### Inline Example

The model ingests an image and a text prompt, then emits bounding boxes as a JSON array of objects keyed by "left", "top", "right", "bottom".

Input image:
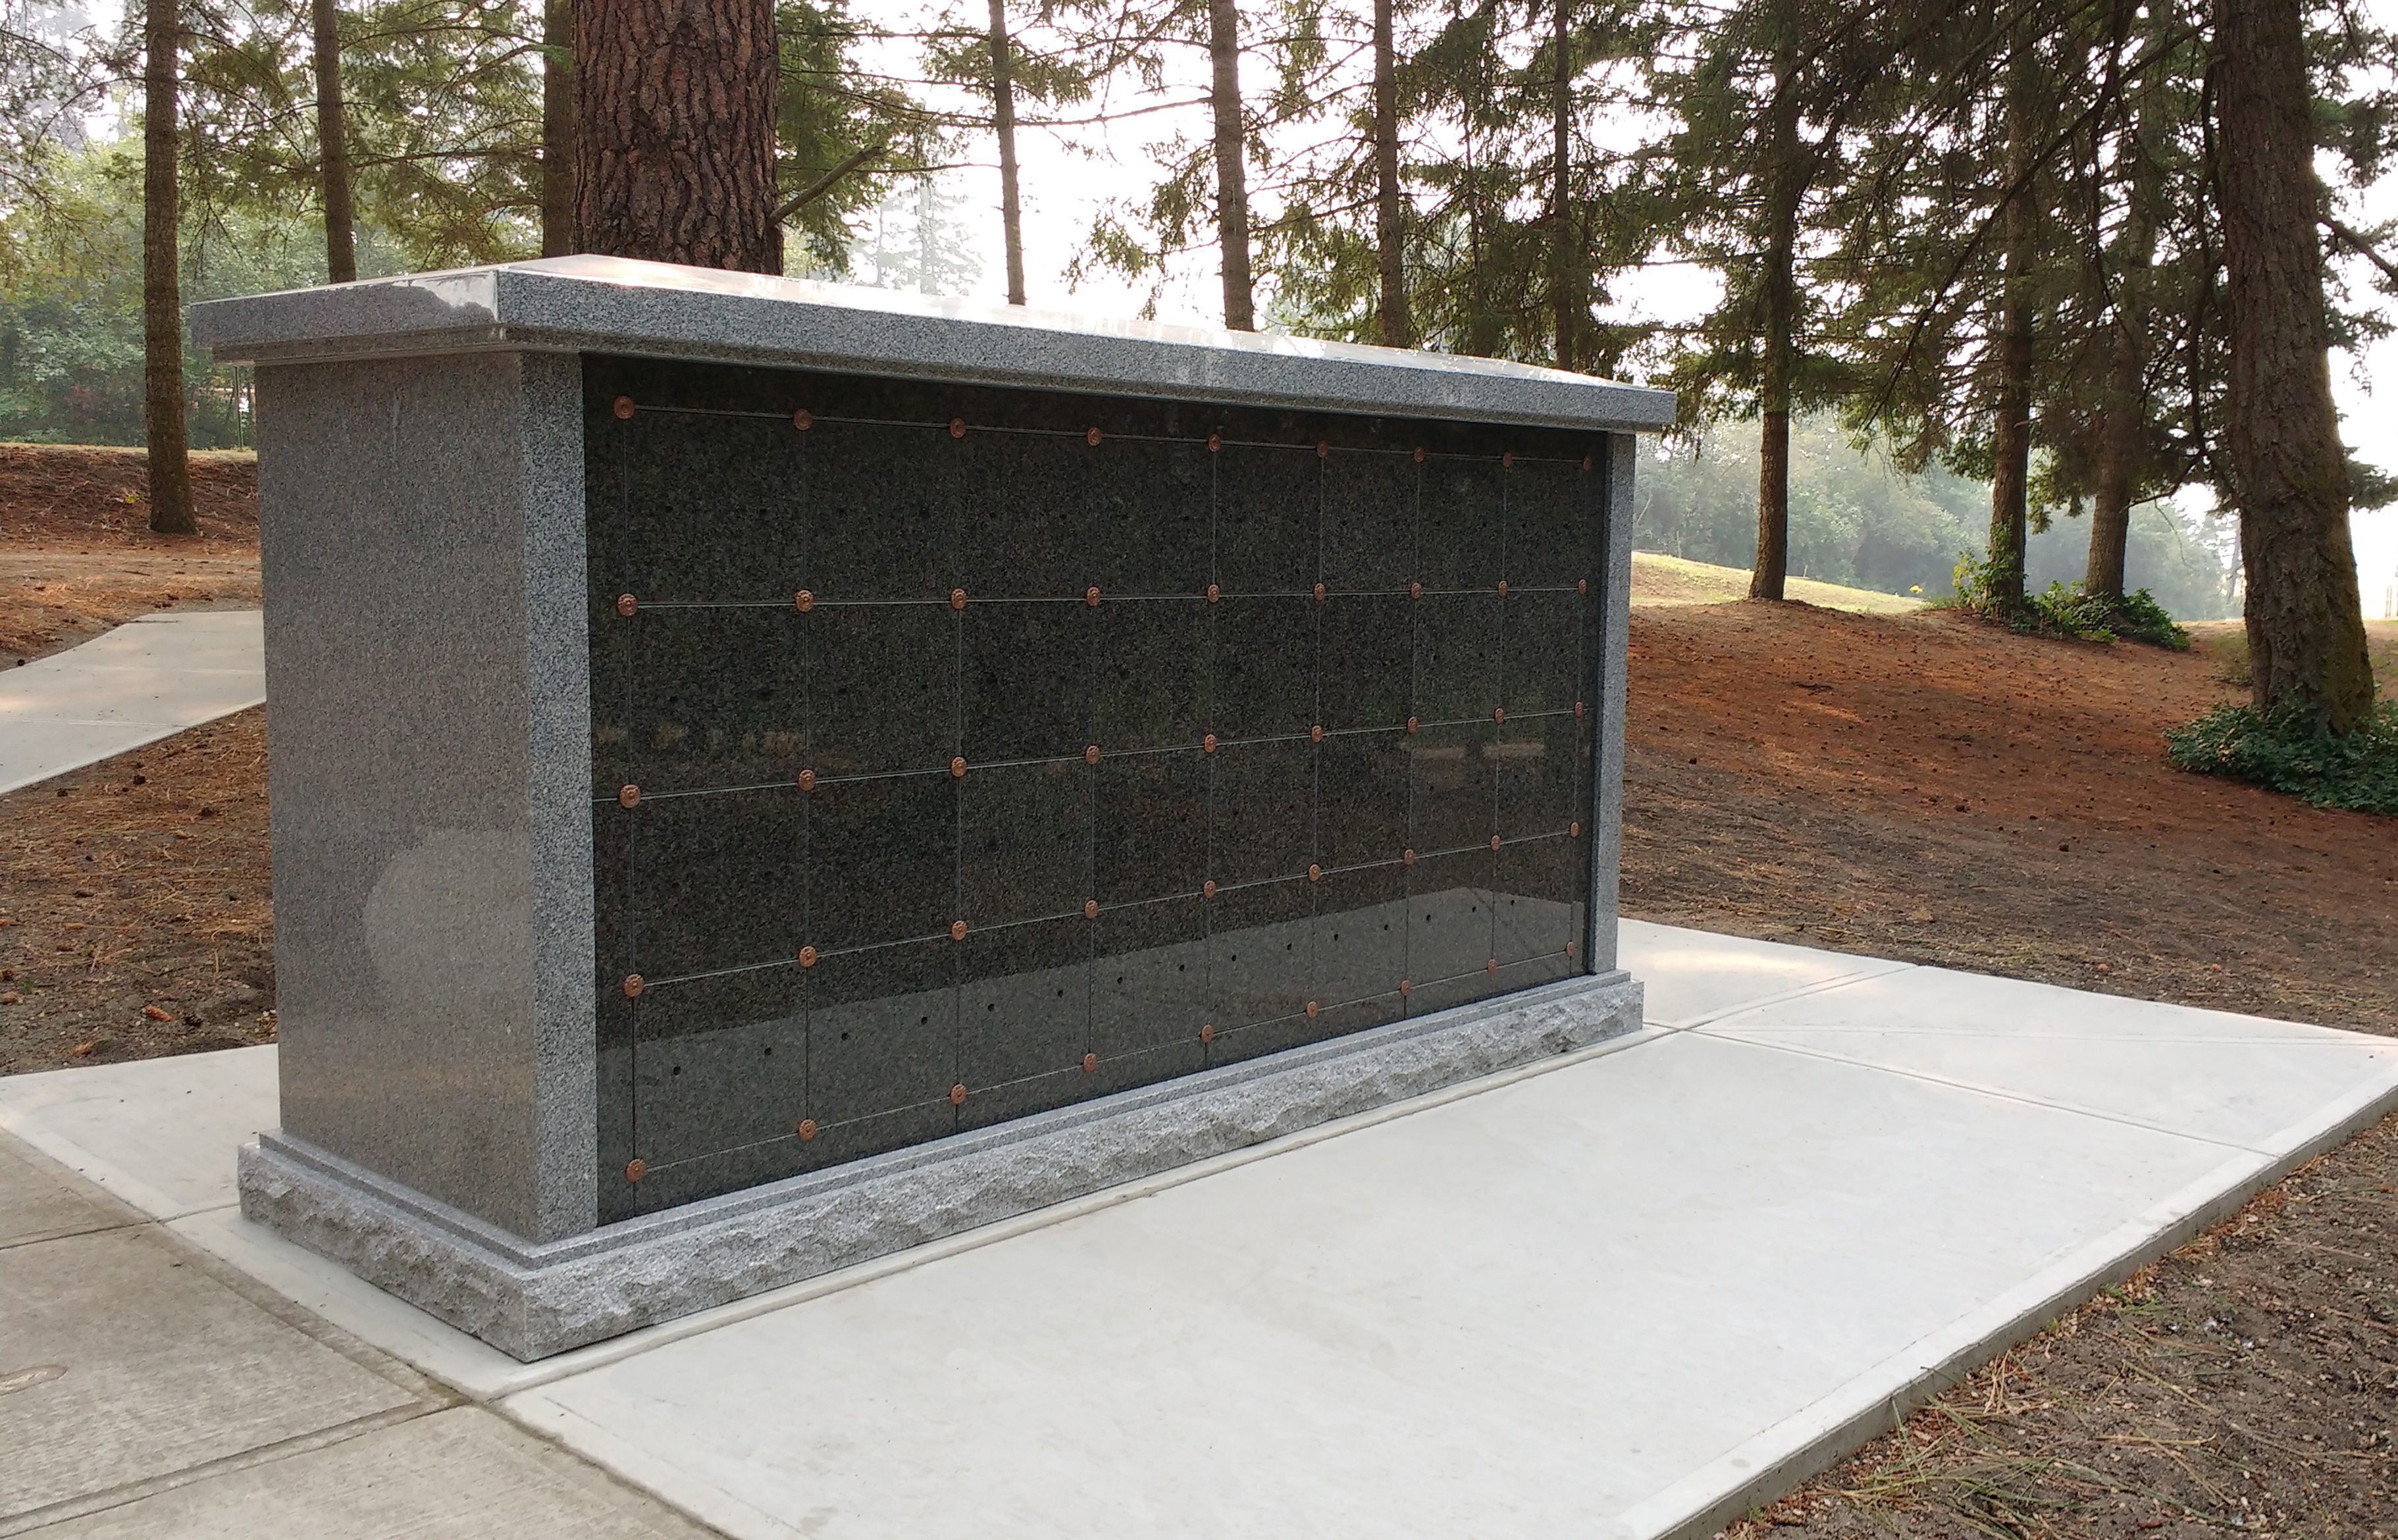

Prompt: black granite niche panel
[{"left": 585, "top": 355, "right": 1610, "bottom": 1221}]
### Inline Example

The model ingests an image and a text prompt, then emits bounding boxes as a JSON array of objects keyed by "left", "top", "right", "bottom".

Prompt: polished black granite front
[{"left": 587, "top": 355, "right": 1606, "bottom": 1219}]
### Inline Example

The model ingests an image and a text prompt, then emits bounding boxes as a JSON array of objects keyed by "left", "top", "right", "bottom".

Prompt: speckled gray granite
[
  {"left": 191, "top": 256, "right": 1677, "bottom": 434},
  {"left": 240, "top": 970, "right": 1642, "bottom": 1361}
]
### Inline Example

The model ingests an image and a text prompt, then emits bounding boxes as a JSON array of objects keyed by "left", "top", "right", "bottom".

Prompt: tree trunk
[
  {"left": 310, "top": 0, "right": 355, "bottom": 282},
  {"left": 2214, "top": 0, "right": 2375, "bottom": 727},
  {"left": 541, "top": 0, "right": 576, "bottom": 256},
  {"left": 143, "top": 0, "right": 194, "bottom": 536},
  {"left": 1371, "top": 0, "right": 1409, "bottom": 347},
  {"left": 1986, "top": 50, "right": 2038, "bottom": 613},
  {"left": 1548, "top": 0, "right": 1575, "bottom": 371},
  {"left": 1750, "top": 44, "right": 1801, "bottom": 603},
  {"left": 2085, "top": 206, "right": 2152, "bottom": 598},
  {"left": 1207, "top": 0, "right": 1255, "bottom": 330},
  {"left": 987, "top": 0, "right": 1026, "bottom": 305},
  {"left": 575, "top": 0, "right": 781, "bottom": 274}
]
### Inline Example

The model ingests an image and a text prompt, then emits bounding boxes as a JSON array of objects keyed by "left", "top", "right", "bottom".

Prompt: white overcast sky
[{"left": 865, "top": 0, "right": 2398, "bottom": 607}]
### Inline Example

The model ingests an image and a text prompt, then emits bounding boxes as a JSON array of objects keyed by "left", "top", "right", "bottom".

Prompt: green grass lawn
[{"left": 1629, "top": 551, "right": 1926, "bottom": 616}]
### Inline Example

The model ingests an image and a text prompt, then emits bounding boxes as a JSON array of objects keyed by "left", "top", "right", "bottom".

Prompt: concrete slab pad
[
  {"left": 24, "top": 1406, "right": 719, "bottom": 1539},
  {"left": 499, "top": 1027, "right": 2328, "bottom": 1540},
  {"left": 0, "top": 611, "right": 264, "bottom": 794},
  {"left": 0, "top": 1225, "right": 422, "bottom": 1526},
  {"left": 1617, "top": 917, "right": 1908, "bottom": 1027},
  {"left": 0, "top": 1131, "right": 131, "bottom": 1250},
  {"left": 0, "top": 1046, "right": 273, "bottom": 1219},
  {"left": 1698, "top": 965, "right": 2398, "bottom": 1151}
]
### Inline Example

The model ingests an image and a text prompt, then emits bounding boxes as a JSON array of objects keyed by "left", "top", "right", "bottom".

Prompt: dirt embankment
[{"left": 0, "top": 443, "right": 262, "bottom": 663}]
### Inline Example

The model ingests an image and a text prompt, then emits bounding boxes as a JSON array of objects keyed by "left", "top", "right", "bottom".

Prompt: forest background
[{"left": 1, "top": 0, "right": 2392, "bottom": 619}]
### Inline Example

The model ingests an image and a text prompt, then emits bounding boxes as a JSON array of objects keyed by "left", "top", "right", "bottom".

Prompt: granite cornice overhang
[{"left": 191, "top": 255, "right": 1679, "bottom": 434}]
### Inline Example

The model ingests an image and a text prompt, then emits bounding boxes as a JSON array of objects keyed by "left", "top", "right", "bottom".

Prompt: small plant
[
  {"left": 2165, "top": 700, "right": 2398, "bottom": 815},
  {"left": 2031, "top": 582, "right": 2191, "bottom": 650}
]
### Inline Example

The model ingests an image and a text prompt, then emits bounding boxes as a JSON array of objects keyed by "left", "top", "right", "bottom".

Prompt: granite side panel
[
  {"left": 239, "top": 973, "right": 1644, "bottom": 1361},
  {"left": 255, "top": 351, "right": 588, "bottom": 1243},
  {"left": 1584, "top": 433, "right": 1633, "bottom": 974}
]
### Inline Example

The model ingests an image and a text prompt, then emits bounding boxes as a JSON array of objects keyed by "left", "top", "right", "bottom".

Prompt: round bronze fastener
[
  {"left": 1501, "top": 451, "right": 1515, "bottom": 469},
  {"left": 1307, "top": 863, "right": 1322, "bottom": 883},
  {"left": 797, "top": 1118, "right": 818, "bottom": 1141},
  {"left": 1497, "top": 579, "right": 1509, "bottom": 598},
  {"left": 1085, "top": 426, "right": 1102, "bottom": 446},
  {"left": 621, "top": 973, "right": 644, "bottom": 998},
  {"left": 949, "top": 1083, "right": 968, "bottom": 1106},
  {"left": 1305, "top": 1000, "right": 1320, "bottom": 1018},
  {"left": 793, "top": 408, "right": 813, "bottom": 430},
  {"left": 949, "top": 417, "right": 966, "bottom": 439},
  {"left": 950, "top": 919, "right": 968, "bottom": 942},
  {"left": 1580, "top": 454, "right": 1594, "bottom": 471},
  {"left": 950, "top": 756, "right": 968, "bottom": 779},
  {"left": 1574, "top": 700, "right": 1586, "bottom": 719},
  {"left": 617, "top": 784, "right": 640, "bottom": 809},
  {"left": 1207, "top": 433, "right": 1222, "bottom": 453},
  {"left": 1206, "top": 582, "right": 1221, "bottom": 603},
  {"left": 1569, "top": 820, "right": 1582, "bottom": 838},
  {"left": 1413, "top": 446, "right": 1426, "bottom": 463},
  {"left": 798, "top": 944, "right": 818, "bottom": 967},
  {"left": 950, "top": 587, "right": 968, "bottom": 611},
  {"left": 1199, "top": 1023, "right": 1216, "bottom": 1044},
  {"left": 1486, "top": 958, "right": 1499, "bottom": 976},
  {"left": 612, "top": 396, "right": 635, "bottom": 420},
  {"left": 1082, "top": 1052, "right": 1098, "bottom": 1073},
  {"left": 1578, "top": 577, "right": 1590, "bottom": 596},
  {"left": 1202, "top": 879, "right": 1218, "bottom": 898},
  {"left": 795, "top": 589, "right": 814, "bottom": 613},
  {"left": 1083, "top": 899, "right": 1099, "bottom": 919},
  {"left": 1405, "top": 716, "right": 1419, "bottom": 734},
  {"left": 797, "top": 767, "right": 817, "bottom": 791},
  {"left": 1402, "top": 847, "right": 1416, "bottom": 865},
  {"left": 1085, "top": 585, "right": 1101, "bottom": 607},
  {"left": 1203, "top": 733, "right": 1218, "bottom": 754},
  {"left": 615, "top": 593, "right": 639, "bottom": 618},
  {"left": 1083, "top": 744, "right": 1101, "bottom": 765},
  {"left": 1565, "top": 940, "right": 1579, "bottom": 959},
  {"left": 1313, "top": 581, "right": 1328, "bottom": 602},
  {"left": 1490, "top": 833, "right": 1502, "bottom": 850},
  {"left": 1399, "top": 979, "right": 1413, "bottom": 997},
  {"left": 1409, "top": 580, "right": 1423, "bottom": 600},
  {"left": 625, "top": 1159, "right": 646, "bottom": 1181},
  {"left": 1316, "top": 440, "right": 1330, "bottom": 459},
  {"left": 1494, "top": 706, "right": 1506, "bottom": 724},
  {"left": 1310, "top": 724, "right": 1324, "bottom": 744}
]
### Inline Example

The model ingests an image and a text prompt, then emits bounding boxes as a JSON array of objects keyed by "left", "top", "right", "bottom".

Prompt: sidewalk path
[{"left": 0, "top": 610, "right": 265, "bottom": 796}]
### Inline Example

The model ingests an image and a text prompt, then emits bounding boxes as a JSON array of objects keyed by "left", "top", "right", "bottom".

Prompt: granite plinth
[{"left": 238, "top": 971, "right": 1641, "bottom": 1361}]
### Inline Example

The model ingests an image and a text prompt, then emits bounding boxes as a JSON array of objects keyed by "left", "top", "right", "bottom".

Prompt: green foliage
[
  {"left": 2027, "top": 582, "right": 2190, "bottom": 649},
  {"left": 2166, "top": 700, "right": 2398, "bottom": 816}
]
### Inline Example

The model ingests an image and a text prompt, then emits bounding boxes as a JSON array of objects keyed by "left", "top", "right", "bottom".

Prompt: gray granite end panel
[
  {"left": 192, "top": 256, "right": 1676, "bottom": 434},
  {"left": 240, "top": 970, "right": 1642, "bottom": 1361}
]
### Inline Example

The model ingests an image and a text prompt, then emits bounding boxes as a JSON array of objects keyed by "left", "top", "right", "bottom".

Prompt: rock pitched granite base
[{"left": 239, "top": 971, "right": 1641, "bottom": 1361}]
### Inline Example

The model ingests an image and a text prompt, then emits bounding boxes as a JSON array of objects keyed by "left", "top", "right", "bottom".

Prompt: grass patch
[
  {"left": 2165, "top": 700, "right": 2398, "bottom": 815},
  {"left": 1942, "top": 553, "right": 2189, "bottom": 648},
  {"left": 1629, "top": 552, "right": 1925, "bottom": 615}
]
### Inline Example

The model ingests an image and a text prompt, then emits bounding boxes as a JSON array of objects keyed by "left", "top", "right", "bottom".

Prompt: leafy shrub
[
  {"left": 2031, "top": 583, "right": 2191, "bottom": 650},
  {"left": 2165, "top": 700, "right": 2398, "bottom": 815}
]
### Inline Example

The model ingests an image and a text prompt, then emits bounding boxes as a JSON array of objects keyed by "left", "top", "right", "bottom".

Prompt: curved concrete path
[{"left": 0, "top": 611, "right": 265, "bottom": 795}]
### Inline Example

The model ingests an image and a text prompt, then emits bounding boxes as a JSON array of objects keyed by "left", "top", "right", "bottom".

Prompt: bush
[
  {"left": 2165, "top": 700, "right": 2398, "bottom": 815},
  {"left": 1942, "top": 554, "right": 2190, "bottom": 650}
]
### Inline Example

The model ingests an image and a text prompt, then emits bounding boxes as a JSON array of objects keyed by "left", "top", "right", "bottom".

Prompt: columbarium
[{"left": 193, "top": 257, "right": 1675, "bottom": 1360}]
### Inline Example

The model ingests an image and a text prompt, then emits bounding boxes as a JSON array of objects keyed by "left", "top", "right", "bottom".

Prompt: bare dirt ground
[
  {"left": 0, "top": 442, "right": 261, "bottom": 663},
  {"left": 3, "top": 446, "right": 2394, "bottom": 1534}
]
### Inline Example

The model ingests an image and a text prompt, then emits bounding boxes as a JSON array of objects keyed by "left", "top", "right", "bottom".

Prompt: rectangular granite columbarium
[{"left": 192, "top": 257, "right": 1676, "bottom": 1360}]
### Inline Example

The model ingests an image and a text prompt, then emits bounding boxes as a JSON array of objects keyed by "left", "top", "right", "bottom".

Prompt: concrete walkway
[
  {"left": 0, "top": 611, "right": 265, "bottom": 795},
  {"left": 3, "top": 922, "right": 2393, "bottom": 1538}
]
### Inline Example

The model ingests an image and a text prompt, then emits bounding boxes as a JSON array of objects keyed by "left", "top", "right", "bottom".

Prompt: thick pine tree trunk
[
  {"left": 1750, "top": 48, "right": 1800, "bottom": 603},
  {"left": 1548, "top": 0, "right": 1575, "bottom": 371},
  {"left": 1208, "top": 0, "right": 1255, "bottom": 330},
  {"left": 1371, "top": 0, "right": 1409, "bottom": 347},
  {"left": 541, "top": 0, "right": 576, "bottom": 256},
  {"left": 310, "top": 0, "right": 355, "bottom": 282},
  {"left": 988, "top": 0, "right": 1026, "bottom": 305},
  {"left": 2214, "top": 0, "right": 2375, "bottom": 727},
  {"left": 2085, "top": 208, "right": 2152, "bottom": 598},
  {"left": 575, "top": 0, "right": 781, "bottom": 274},
  {"left": 143, "top": 0, "right": 194, "bottom": 536},
  {"left": 1985, "top": 53, "right": 2038, "bottom": 612}
]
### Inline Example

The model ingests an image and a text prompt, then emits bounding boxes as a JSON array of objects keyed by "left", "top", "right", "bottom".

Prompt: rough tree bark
[
  {"left": 1985, "top": 47, "right": 2039, "bottom": 612},
  {"left": 1207, "top": 0, "right": 1255, "bottom": 330},
  {"left": 987, "top": 0, "right": 1026, "bottom": 304},
  {"left": 575, "top": 0, "right": 781, "bottom": 274},
  {"left": 1750, "top": 41, "right": 1802, "bottom": 603},
  {"left": 2085, "top": 205, "right": 2152, "bottom": 598},
  {"left": 1372, "top": 0, "right": 1409, "bottom": 347},
  {"left": 310, "top": 0, "right": 355, "bottom": 282},
  {"left": 1548, "top": 0, "right": 1575, "bottom": 371},
  {"left": 2213, "top": 0, "right": 2375, "bottom": 727},
  {"left": 541, "top": 0, "right": 576, "bottom": 256},
  {"left": 143, "top": 0, "right": 194, "bottom": 536}
]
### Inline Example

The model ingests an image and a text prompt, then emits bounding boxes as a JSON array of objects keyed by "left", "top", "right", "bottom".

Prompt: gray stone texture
[
  {"left": 240, "top": 971, "right": 1643, "bottom": 1361},
  {"left": 194, "top": 256, "right": 1677, "bottom": 434},
  {"left": 1587, "top": 431, "right": 1638, "bottom": 973},
  {"left": 256, "top": 350, "right": 594, "bottom": 1244}
]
